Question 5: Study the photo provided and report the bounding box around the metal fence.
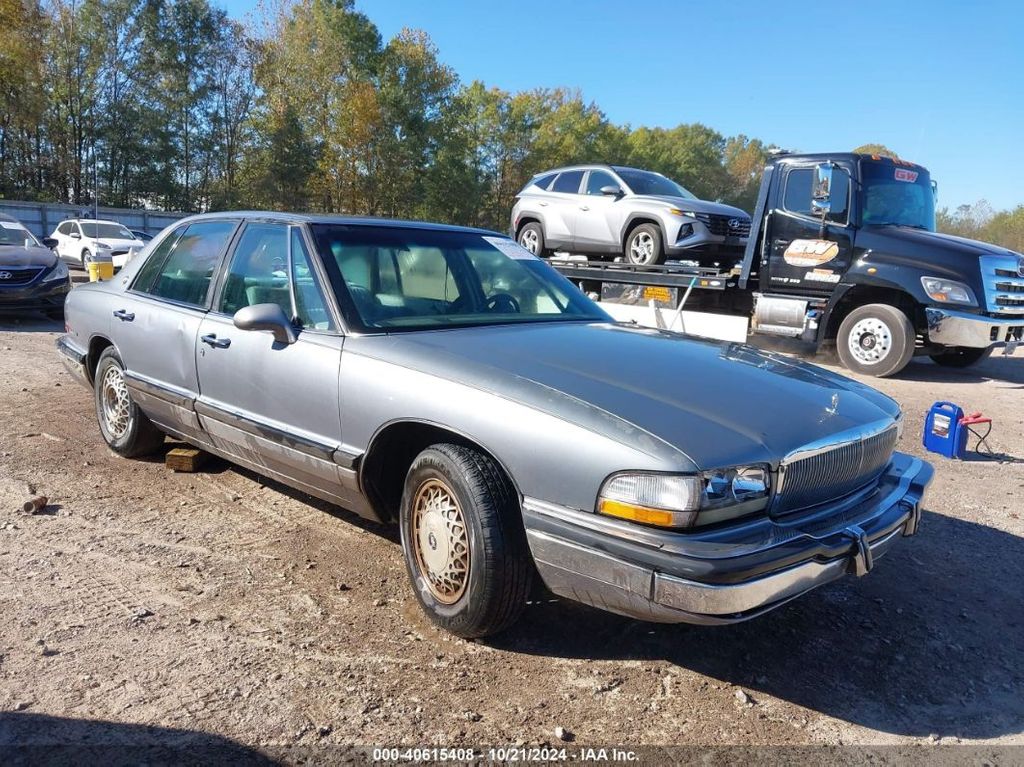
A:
[0,199,185,238]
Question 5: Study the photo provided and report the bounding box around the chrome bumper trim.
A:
[925,307,1024,348]
[524,455,932,624]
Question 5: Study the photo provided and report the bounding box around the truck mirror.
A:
[811,163,833,216]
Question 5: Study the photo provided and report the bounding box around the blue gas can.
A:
[923,401,967,459]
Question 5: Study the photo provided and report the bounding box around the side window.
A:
[132,226,186,293]
[290,228,333,330]
[551,170,584,194]
[585,170,618,195]
[219,223,289,317]
[57,222,72,235]
[783,168,849,223]
[534,172,558,190]
[141,220,236,306]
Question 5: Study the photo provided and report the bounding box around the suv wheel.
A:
[400,443,532,638]
[94,347,166,457]
[517,222,548,257]
[836,304,915,377]
[625,223,664,265]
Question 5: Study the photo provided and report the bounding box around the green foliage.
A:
[2,0,1017,241]
[853,143,900,158]
[937,200,1024,252]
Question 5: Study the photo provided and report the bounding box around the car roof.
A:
[531,164,667,178]
[0,213,22,224]
[60,218,124,224]
[770,152,928,170]
[169,211,506,237]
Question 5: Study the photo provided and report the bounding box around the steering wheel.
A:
[486,293,521,313]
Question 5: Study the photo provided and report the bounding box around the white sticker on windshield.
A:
[483,236,539,261]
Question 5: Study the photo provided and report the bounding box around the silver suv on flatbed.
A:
[511,164,751,266]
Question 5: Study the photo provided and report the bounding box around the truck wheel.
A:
[400,443,532,639]
[836,304,915,377]
[94,347,166,457]
[929,347,990,368]
[517,222,549,257]
[625,223,664,265]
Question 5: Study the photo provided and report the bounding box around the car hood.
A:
[95,237,142,249]
[357,322,900,470]
[860,225,1021,260]
[0,244,58,268]
[633,195,750,219]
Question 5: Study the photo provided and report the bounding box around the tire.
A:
[517,222,548,257]
[399,443,532,638]
[82,248,92,265]
[93,347,165,458]
[929,347,990,368]
[836,303,916,377]
[625,223,664,265]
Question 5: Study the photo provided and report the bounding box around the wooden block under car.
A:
[165,447,210,473]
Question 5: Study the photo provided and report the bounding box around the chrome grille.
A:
[0,267,44,286]
[774,423,899,516]
[981,254,1024,316]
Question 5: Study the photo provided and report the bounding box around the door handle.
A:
[112,309,135,322]
[772,239,789,248]
[579,205,590,211]
[200,334,231,349]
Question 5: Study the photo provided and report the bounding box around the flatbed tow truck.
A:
[546,152,1024,377]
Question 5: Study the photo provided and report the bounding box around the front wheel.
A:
[94,347,166,457]
[929,347,990,368]
[81,248,92,265]
[836,303,916,377]
[625,223,664,265]
[399,443,532,638]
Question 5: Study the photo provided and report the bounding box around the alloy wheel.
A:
[519,228,540,255]
[629,232,656,264]
[100,365,133,439]
[411,478,470,604]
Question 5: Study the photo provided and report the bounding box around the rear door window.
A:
[551,171,584,194]
[137,220,237,307]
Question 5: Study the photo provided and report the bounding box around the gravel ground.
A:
[0,309,1021,760]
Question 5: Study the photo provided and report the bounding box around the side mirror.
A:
[70,231,81,239]
[811,163,833,216]
[233,303,297,345]
[600,184,623,197]
[42,237,58,249]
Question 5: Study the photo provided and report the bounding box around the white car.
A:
[50,219,145,269]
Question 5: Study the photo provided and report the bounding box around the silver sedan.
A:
[58,212,932,637]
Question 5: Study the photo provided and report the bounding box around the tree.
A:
[853,143,899,158]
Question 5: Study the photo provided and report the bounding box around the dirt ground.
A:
[0,305,1022,760]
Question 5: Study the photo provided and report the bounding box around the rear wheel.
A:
[94,347,165,457]
[836,303,916,377]
[929,347,990,367]
[517,222,548,257]
[399,443,532,638]
[625,223,664,265]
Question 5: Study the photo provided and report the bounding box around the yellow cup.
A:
[87,261,115,282]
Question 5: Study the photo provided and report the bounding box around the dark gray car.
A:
[58,212,932,638]
[511,165,751,266]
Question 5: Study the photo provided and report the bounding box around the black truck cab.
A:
[548,151,1024,377]
[740,152,1024,376]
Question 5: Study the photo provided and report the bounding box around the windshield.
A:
[615,168,696,199]
[81,222,135,239]
[311,226,610,332]
[0,220,39,246]
[860,161,936,230]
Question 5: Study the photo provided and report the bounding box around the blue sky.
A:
[218,0,1024,211]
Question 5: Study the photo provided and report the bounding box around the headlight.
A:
[95,241,112,250]
[598,465,771,529]
[43,260,69,282]
[667,208,698,218]
[921,276,976,306]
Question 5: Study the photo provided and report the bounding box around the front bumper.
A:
[524,452,933,625]
[0,280,71,313]
[925,307,1024,349]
